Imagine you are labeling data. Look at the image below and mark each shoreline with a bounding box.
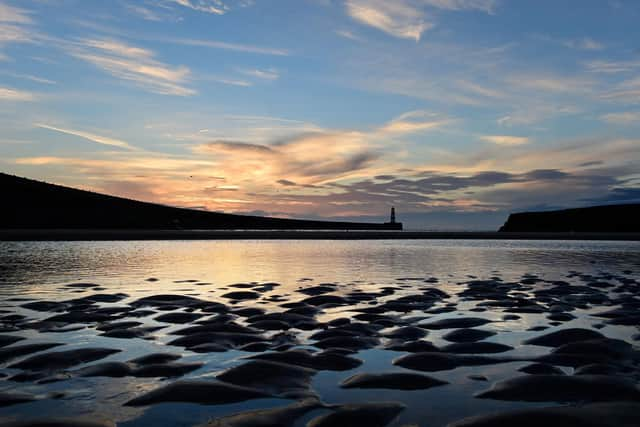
[0,263,639,425]
[1,229,640,241]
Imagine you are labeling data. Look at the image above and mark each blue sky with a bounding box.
[1,0,639,229]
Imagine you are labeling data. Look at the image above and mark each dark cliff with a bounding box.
[499,204,639,232]
[0,172,402,230]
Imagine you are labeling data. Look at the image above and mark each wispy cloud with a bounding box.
[601,76,640,104]
[0,70,56,84]
[562,37,604,51]
[585,59,640,74]
[335,29,364,41]
[166,37,290,56]
[164,0,255,15]
[169,0,228,15]
[0,3,36,46]
[344,0,495,41]
[70,38,195,96]
[420,0,495,13]
[497,105,582,126]
[196,130,378,184]
[456,80,506,99]
[125,4,165,21]
[238,68,279,80]
[36,124,137,150]
[507,74,595,94]
[0,86,35,101]
[345,0,433,41]
[378,110,448,134]
[0,23,34,44]
[480,135,530,146]
[536,34,605,51]
[205,76,252,86]
[0,3,33,24]
[188,110,449,189]
[600,111,640,124]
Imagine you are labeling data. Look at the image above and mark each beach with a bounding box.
[0,239,639,426]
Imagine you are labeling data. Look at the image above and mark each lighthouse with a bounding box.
[383,206,402,229]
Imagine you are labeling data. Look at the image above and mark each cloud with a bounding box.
[497,105,581,126]
[579,161,604,167]
[197,130,379,183]
[469,137,640,176]
[11,104,638,226]
[378,110,448,134]
[0,86,35,101]
[199,140,274,154]
[585,59,640,74]
[162,0,255,15]
[480,135,530,145]
[11,135,637,225]
[0,71,56,85]
[70,38,195,96]
[507,74,595,94]
[0,3,42,52]
[0,21,34,46]
[582,187,640,205]
[237,166,626,219]
[169,0,228,14]
[344,0,495,40]
[345,0,433,41]
[238,68,279,80]
[335,29,364,41]
[36,124,136,150]
[562,37,604,51]
[600,111,640,124]
[125,4,165,21]
[336,38,595,125]
[456,80,506,99]
[165,37,289,56]
[10,154,225,208]
[420,0,495,13]
[536,34,604,51]
[277,179,297,186]
[0,3,32,24]
[199,75,252,86]
[600,77,640,104]
[81,38,154,59]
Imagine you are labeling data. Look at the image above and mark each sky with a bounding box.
[1,0,639,230]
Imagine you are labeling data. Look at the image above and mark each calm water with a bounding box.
[1,239,639,426]
[2,239,639,293]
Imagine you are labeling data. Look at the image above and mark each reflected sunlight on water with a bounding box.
[1,240,639,296]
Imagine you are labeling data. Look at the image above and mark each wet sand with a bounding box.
[1,229,639,241]
[1,266,639,426]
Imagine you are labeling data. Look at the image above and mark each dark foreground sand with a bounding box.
[1,229,639,241]
[1,267,640,426]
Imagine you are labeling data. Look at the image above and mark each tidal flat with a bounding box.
[0,240,639,426]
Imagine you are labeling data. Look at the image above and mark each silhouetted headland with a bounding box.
[499,204,640,232]
[3,172,640,241]
[0,172,401,231]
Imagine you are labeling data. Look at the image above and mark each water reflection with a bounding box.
[1,240,638,298]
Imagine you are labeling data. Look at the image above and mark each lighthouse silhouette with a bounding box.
[383,206,402,229]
